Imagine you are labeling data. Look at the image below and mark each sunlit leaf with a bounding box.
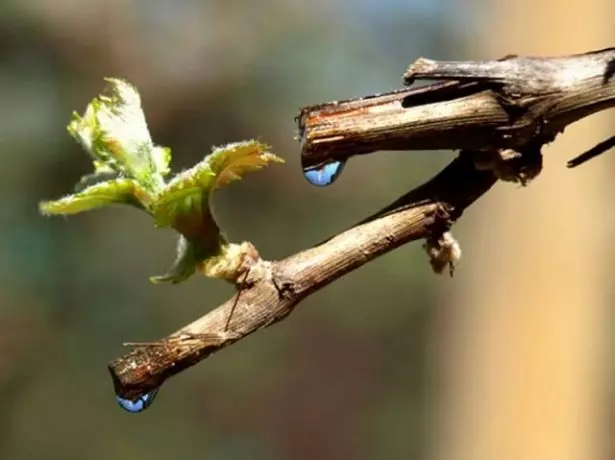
[39,179,148,215]
[208,140,285,189]
[40,78,280,285]
[67,78,170,193]
[152,162,216,228]
[148,140,282,282]
[153,139,282,231]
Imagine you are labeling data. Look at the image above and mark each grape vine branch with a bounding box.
[109,47,615,402]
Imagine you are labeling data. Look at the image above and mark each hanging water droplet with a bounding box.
[302,160,346,187]
[116,388,159,413]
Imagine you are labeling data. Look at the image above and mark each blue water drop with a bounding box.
[116,388,159,413]
[303,160,346,187]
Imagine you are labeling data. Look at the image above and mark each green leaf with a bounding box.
[207,140,285,190]
[152,139,283,232]
[39,179,149,215]
[40,76,283,285]
[67,78,170,193]
[148,140,283,282]
[152,163,216,229]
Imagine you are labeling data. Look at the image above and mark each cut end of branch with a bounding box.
[403,57,438,85]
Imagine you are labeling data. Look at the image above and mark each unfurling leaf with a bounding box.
[152,163,216,229]
[67,78,170,193]
[150,140,283,281]
[39,78,284,285]
[207,140,285,189]
[39,179,149,215]
[153,140,284,228]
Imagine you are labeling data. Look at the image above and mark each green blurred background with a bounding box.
[2,0,614,459]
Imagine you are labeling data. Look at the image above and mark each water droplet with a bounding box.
[116,388,159,413]
[303,160,346,187]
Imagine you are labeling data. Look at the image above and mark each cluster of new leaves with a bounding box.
[40,78,284,283]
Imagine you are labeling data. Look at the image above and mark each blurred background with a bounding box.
[1,0,614,459]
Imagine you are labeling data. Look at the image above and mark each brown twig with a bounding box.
[109,47,615,402]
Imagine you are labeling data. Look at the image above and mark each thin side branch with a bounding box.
[109,47,615,401]
[567,134,615,167]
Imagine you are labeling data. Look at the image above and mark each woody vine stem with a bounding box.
[41,48,615,405]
